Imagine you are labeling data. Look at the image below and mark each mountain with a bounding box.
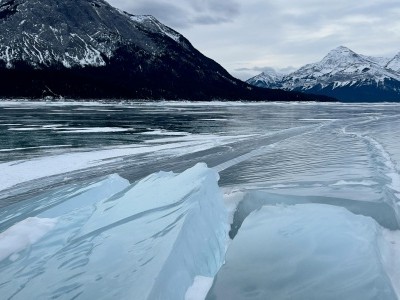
[245,68,284,89]
[247,46,400,102]
[0,0,332,101]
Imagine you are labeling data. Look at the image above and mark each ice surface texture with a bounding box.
[0,163,228,300]
[207,204,397,300]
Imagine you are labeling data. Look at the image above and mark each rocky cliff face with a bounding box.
[0,0,332,101]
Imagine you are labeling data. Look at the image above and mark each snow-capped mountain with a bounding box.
[245,68,284,89]
[247,46,400,102]
[0,0,331,101]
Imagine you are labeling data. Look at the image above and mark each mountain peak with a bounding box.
[246,68,284,88]
[387,52,400,72]
[318,46,363,68]
[324,46,357,59]
[332,45,353,52]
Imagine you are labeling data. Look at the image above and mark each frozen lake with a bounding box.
[1,101,400,299]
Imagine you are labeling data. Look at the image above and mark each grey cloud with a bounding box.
[107,0,240,28]
[193,15,234,25]
[235,66,296,74]
[279,66,297,73]
[106,0,400,80]
[211,1,239,16]
[109,1,190,28]
[235,67,268,72]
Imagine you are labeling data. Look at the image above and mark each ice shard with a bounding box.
[0,164,228,300]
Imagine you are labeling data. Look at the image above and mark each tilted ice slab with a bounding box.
[207,204,398,300]
[0,163,228,300]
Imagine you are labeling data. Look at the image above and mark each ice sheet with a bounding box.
[207,204,398,300]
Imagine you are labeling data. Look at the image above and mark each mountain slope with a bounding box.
[247,46,400,102]
[386,53,400,73]
[0,0,332,101]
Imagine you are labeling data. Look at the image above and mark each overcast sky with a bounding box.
[108,0,400,80]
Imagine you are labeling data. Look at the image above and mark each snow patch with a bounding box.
[0,145,72,152]
[0,217,57,262]
[141,129,191,136]
[129,15,181,42]
[185,276,214,300]
[57,127,130,133]
[332,179,377,186]
[223,189,246,226]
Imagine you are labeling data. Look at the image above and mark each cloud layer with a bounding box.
[108,0,240,28]
[107,0,400,80]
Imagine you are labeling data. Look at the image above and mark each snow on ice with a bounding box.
[0,217,57,262]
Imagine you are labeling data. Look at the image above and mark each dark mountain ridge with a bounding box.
[0,0,332,101]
